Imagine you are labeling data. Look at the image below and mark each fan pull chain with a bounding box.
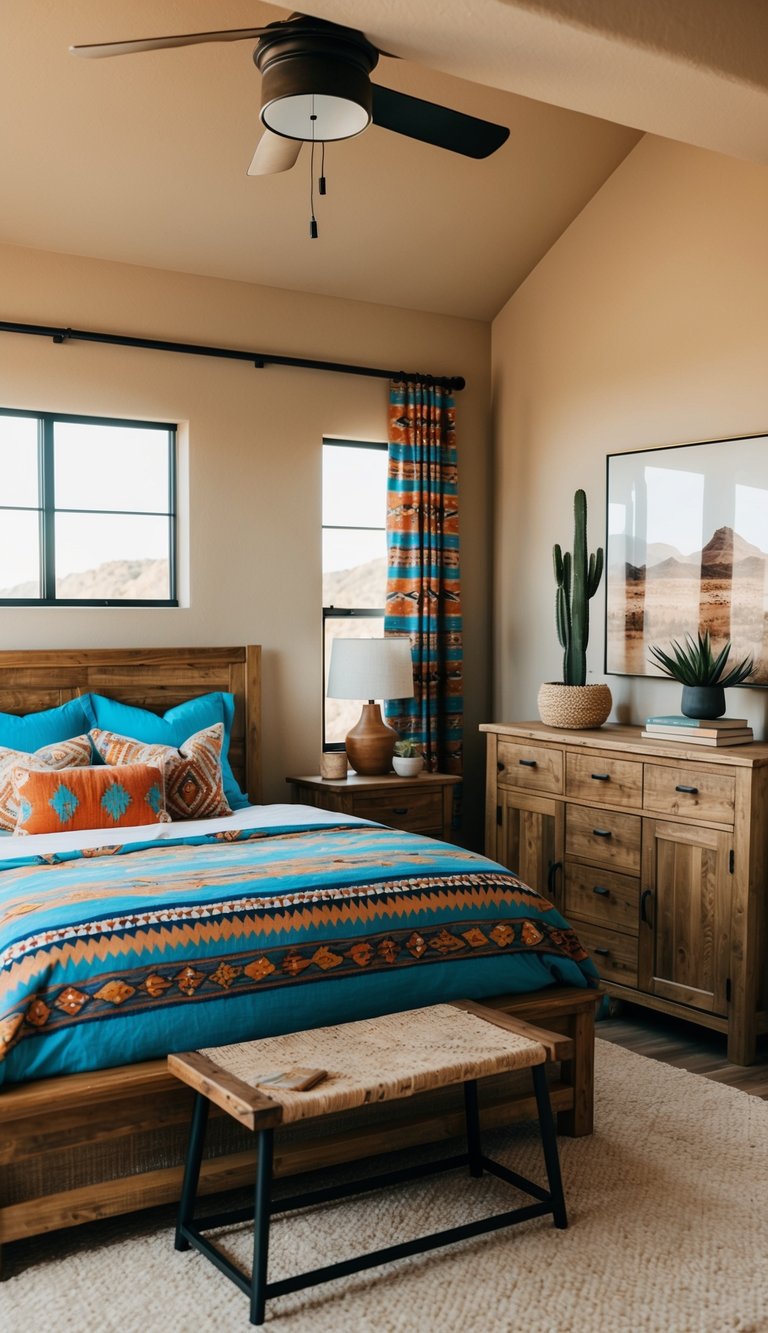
[309,115,318,238]
[319,141,327,196]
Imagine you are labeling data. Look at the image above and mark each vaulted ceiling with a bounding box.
[2,1,766,320]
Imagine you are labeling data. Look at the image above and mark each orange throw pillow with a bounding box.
[13,763,168,836]
[0,735,93,831]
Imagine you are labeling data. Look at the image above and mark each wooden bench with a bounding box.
[169,1000,573,1325]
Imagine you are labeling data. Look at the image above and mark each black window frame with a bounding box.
[0,407,178,607]
[322,437,387,750]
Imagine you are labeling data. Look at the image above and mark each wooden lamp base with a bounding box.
[345,703,397,775]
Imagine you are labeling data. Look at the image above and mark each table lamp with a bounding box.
[327,638,414,775]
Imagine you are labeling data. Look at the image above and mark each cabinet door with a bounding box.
[495,789,564,908]
[639,819,732,1016]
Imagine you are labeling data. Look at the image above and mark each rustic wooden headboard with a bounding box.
[0,644,262,803]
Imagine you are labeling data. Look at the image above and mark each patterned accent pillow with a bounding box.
[12,763,168,836]
[0,735,93,832]
[89,723,232,821]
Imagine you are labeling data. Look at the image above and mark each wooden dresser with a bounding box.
[481,721,768,1064]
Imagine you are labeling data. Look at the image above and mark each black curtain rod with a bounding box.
[0,320,465,392]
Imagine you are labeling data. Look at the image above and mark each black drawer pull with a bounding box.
[393,807,408,815]
[675,784,698,795]
[547,860,562,894]
[591,772,610,782]
[518,758,537,767]
[594,947,610,957]
[592,828,612,838]
[640,889,653,924]
[497,761,505,772]
[592,885,610,896]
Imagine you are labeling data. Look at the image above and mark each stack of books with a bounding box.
[641,716,754,746]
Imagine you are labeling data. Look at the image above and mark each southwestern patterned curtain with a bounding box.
[384,378,463,780]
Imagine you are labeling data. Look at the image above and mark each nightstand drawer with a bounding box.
[496,741,563,794]
[566,753,642,808]
[353,788,443,833]
[572,920,638,987]
[564,861,640,934]
[566,804,641,873]
[643,764,735,824]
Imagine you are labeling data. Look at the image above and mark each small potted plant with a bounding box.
[392,738,423,777]
[537,488,612,729]
[648,631,753,718]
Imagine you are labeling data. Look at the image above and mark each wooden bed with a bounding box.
[0,645,598,1256]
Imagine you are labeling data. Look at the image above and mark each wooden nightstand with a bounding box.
[286,772,460,840]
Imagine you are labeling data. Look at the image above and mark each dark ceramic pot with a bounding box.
[680,685,726,719]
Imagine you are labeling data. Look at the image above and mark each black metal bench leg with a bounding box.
[532,1064,568,1229]
[175,1092,210,1251]
[250,1129,274,1326]
[464,1078,483,1178]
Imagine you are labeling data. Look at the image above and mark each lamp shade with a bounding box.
[327,638,414,702]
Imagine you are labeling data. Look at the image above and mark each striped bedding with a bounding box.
[0,811,597,1085]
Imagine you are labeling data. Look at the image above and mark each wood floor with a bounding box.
[596,1001,768,1099]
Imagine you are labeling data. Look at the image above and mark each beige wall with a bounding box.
[0,245,491,834]
[491,134,768,738]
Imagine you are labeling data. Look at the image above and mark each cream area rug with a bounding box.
[5,1039,767,1333]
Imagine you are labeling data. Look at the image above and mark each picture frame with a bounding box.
[605,434,768,684]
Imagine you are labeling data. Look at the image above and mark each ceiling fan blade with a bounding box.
[247,132,303,176]
[69,27,275,59]
[371,85,509,159]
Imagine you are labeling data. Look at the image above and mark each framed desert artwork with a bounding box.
[605,434,768,684]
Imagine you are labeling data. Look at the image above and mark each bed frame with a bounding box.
[0,645,598,1256]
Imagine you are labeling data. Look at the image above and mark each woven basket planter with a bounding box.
[537,682,612,730]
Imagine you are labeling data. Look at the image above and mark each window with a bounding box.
[0,409,177,605]
[322,438,388,747]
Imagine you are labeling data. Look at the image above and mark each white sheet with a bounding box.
[0,803,369,859]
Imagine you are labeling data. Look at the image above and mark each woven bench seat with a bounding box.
[169,1000,572,1324]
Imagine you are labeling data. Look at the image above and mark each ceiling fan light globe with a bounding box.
[261,91,369,141]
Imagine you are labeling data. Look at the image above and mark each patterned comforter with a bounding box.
[0,819,597,1085]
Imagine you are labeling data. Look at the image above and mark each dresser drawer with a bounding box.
[566,753,642,808]
[352,788,443,833]
[572,920,638,987]
[566,804,641,873]
[643,764,735,825]
[496,741,563,794]
[564,861,640,934]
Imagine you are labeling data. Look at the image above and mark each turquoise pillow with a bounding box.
[82,692,249,810]
[0,697,93,752]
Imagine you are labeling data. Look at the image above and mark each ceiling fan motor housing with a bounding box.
[254,24,379,142]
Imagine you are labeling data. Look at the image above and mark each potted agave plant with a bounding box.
[392,738,424,777]
[648,631,753,719]
[537,488,612,729]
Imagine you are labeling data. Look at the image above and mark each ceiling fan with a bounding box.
[70,13,510,177]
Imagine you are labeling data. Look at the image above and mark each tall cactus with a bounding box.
[554,489,604,686]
